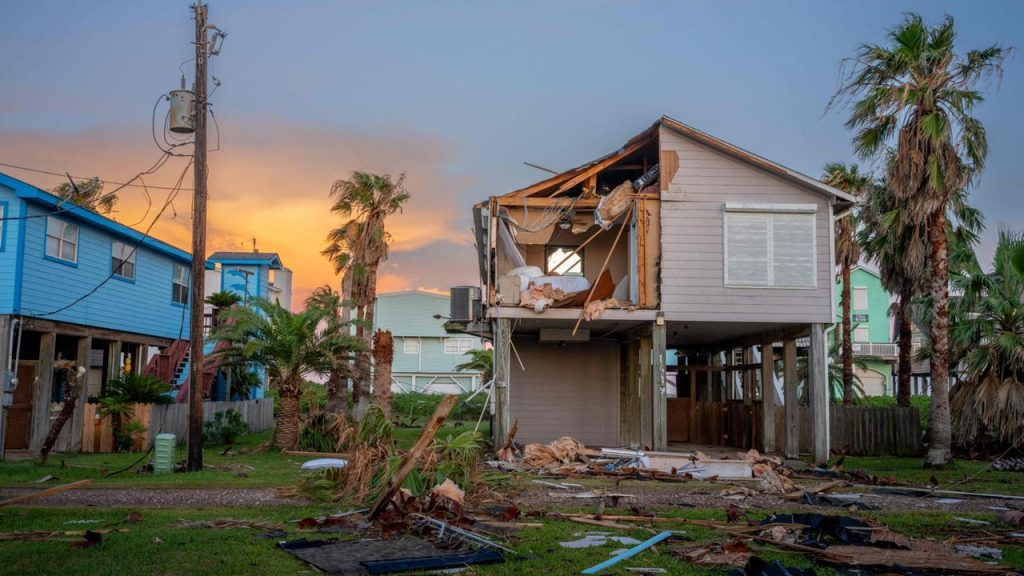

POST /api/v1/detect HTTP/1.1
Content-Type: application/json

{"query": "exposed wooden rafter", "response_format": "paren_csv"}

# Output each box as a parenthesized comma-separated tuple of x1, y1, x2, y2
(551, 137, 651, 197)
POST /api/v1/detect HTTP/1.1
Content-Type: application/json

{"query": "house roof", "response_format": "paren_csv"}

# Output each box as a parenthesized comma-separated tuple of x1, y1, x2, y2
(0, 172, 191, 263)
(497, 116, 857, 204)
(207, 251, 283, 269)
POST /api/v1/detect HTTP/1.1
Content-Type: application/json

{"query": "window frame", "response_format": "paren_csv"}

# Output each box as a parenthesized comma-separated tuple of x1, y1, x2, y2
(45, 216, 79, 265)
(723, 203, 817, 289)
(0, 201, 7, 252)
(403, 337, 421, 355)
(443, 337, 474, 355)
(111, 240, 137, 281)
(853, 325, 870, 343)
(852, 286, 869, 310)
(544, 245, 584, 276)
(172, 263, 189, 305)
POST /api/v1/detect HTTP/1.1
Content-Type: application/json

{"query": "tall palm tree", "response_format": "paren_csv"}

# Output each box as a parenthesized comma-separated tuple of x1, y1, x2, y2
(948, 231, 1024, 450)
(205, 291, 242, 329)
(322, 172, 410, 421)
(822, 163, 870, 405)
(214, 298, 363, 450)
(52, 177, 117, 214)
(833, 13, 1009, 466)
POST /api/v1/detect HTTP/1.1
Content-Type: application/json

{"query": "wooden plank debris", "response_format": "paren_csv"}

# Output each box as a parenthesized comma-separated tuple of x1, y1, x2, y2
(368, 394, 458, 520)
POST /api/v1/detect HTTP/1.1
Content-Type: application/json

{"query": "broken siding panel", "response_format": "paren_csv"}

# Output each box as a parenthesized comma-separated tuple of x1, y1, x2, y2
(509, 338, 619, 447)
(658, 125, 833, 324)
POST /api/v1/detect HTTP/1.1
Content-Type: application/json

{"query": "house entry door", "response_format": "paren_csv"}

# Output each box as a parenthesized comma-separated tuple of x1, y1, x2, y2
(4, 365, 37, 450)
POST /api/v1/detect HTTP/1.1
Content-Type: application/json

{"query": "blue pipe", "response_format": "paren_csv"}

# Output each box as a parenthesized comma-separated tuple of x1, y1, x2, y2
(580, 531, 672, 574)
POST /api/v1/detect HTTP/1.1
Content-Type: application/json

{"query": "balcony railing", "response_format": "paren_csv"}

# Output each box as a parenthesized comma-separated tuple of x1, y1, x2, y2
(852, 342, 898, 357)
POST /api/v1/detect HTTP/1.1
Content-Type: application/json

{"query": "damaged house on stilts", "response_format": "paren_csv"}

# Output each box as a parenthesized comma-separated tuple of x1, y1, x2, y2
(449, 117, 855, 463)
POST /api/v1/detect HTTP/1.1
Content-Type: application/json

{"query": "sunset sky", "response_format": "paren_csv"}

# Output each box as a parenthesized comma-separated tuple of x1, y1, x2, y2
(2, 1, 1022, 306)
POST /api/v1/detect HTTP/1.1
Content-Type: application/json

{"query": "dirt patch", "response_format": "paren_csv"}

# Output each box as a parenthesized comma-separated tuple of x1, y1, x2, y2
(0, 487, 308, 507)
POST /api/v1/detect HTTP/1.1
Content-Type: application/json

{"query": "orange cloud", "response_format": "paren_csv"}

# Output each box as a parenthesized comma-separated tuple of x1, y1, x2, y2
(0, 120, 480, 306)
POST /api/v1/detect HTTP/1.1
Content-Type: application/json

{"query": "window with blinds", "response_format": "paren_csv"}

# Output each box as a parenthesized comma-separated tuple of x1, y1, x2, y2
(724, 205, 817, 288)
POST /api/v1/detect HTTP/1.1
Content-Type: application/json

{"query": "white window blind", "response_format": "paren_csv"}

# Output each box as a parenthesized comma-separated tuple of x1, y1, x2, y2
(853, 287, 869, 310)
(724, 207, 816, 288)
(443, 337, 473, 355)
(853, 326, 870, 343)
(403, 338, 421, 354)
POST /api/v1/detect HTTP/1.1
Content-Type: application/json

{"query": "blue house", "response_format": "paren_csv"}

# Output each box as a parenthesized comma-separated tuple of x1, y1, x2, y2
(374, 291, 484, 394)
(0, 172, 193, 455)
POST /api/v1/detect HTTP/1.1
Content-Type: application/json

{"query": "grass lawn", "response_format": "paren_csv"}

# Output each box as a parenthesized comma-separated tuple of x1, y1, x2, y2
(0, 421, 488, 491)
(841, 455, 1023, 495)
(1, 504, 1020, 575)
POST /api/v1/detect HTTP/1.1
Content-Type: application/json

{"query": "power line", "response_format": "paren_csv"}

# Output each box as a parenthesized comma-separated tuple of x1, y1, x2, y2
(0, 157, 194, 192)
(25, 158, 193, 318)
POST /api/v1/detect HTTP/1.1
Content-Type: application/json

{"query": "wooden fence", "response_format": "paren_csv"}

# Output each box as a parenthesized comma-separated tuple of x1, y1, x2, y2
(78, 399, 274, 453)
(667, 399, 922, 456)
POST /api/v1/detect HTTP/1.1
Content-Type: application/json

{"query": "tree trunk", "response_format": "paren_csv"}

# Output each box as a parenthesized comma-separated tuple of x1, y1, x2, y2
(351, 264, 379, 421)
(925, 210, 953, 467)
(373, 330, 394, 420)
(325, 370, 345, 414)
(841, 263, 854, 405)
(40, 365, 81, 464)
(273, 392, 302, 451)
(897, 291, 913, 407)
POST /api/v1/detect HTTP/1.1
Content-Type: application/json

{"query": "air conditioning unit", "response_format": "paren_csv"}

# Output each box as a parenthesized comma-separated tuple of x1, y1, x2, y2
(450, 286, 481, 323)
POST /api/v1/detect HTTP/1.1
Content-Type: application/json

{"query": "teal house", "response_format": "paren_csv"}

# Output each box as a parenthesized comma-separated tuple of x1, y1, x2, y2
(834, 265, 896, 396)
(374, 291, 484, 394)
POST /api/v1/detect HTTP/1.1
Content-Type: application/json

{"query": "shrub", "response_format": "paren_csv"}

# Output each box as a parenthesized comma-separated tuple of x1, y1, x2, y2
(204, 409, 250, 445)
(393, 391, 489, 425)
(854, 394, 932, 431)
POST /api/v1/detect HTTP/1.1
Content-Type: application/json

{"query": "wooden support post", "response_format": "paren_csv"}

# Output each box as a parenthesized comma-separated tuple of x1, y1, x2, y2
(783, 339, 799, 459)
(69, 336, 92, 452)
(809, 323, 830, 465)
(651, 314, 667, 451)
(493, 318, 511, 448)
(30, 332, 56, 454)
(638, 335, 653, 449)
(688, 365, 698, 442)
(107, 341, 123, 382)
(742, 347, 753, 406)
(761, 342, 776, 454)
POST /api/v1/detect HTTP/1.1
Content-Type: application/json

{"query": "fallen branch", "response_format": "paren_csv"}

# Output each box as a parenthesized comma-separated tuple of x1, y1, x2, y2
(368, 394, 457, 520)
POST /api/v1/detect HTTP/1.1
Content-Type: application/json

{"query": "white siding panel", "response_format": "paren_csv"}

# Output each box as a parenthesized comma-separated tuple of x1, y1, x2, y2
(659, 124, 833, 323)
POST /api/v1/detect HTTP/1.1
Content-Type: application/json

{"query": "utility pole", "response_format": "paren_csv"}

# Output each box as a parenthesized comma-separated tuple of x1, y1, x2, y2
(187, 1, 209, 472)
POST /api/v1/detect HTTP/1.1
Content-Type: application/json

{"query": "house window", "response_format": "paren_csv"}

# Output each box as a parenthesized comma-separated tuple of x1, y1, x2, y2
(853, 287, 868, 310)
(172, 263, 189, 304)
(545, 246, 583, 276)
(724, 205, 816, 288)
(45, 217, 78, 263)
(443, 337, 473, 355)
(403, 338, 421, 354)
(111, 241, 136, 280)
(854, 326, 870, 343)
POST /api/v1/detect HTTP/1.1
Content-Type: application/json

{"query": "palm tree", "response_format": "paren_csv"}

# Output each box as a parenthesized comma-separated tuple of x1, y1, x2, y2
(833, 13, 1009, 466)
(305, 285, 354, 414)
(205, 291, 242, 329)
(789, 334, 867, 404)
(948, 231, 1024, 450)
(455, 349, 493, 384)
(322, 172, 410, 421)
(214, 298, 363, 450)
(822, 163, 870, 405)
(52, 177, 117, 214)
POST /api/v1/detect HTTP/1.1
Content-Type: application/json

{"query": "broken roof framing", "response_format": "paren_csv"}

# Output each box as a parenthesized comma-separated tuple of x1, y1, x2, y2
(467, 116, 855, 464)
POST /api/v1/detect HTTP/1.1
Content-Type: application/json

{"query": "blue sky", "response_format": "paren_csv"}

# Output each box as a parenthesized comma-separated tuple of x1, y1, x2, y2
(1, 1, 1021, 298)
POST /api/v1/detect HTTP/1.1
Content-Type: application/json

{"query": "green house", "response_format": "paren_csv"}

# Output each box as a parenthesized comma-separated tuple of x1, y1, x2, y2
(834, 266, 896, 396)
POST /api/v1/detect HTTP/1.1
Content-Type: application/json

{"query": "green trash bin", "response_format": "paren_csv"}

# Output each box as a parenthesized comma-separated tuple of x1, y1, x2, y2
(154, 433, 176, 474)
